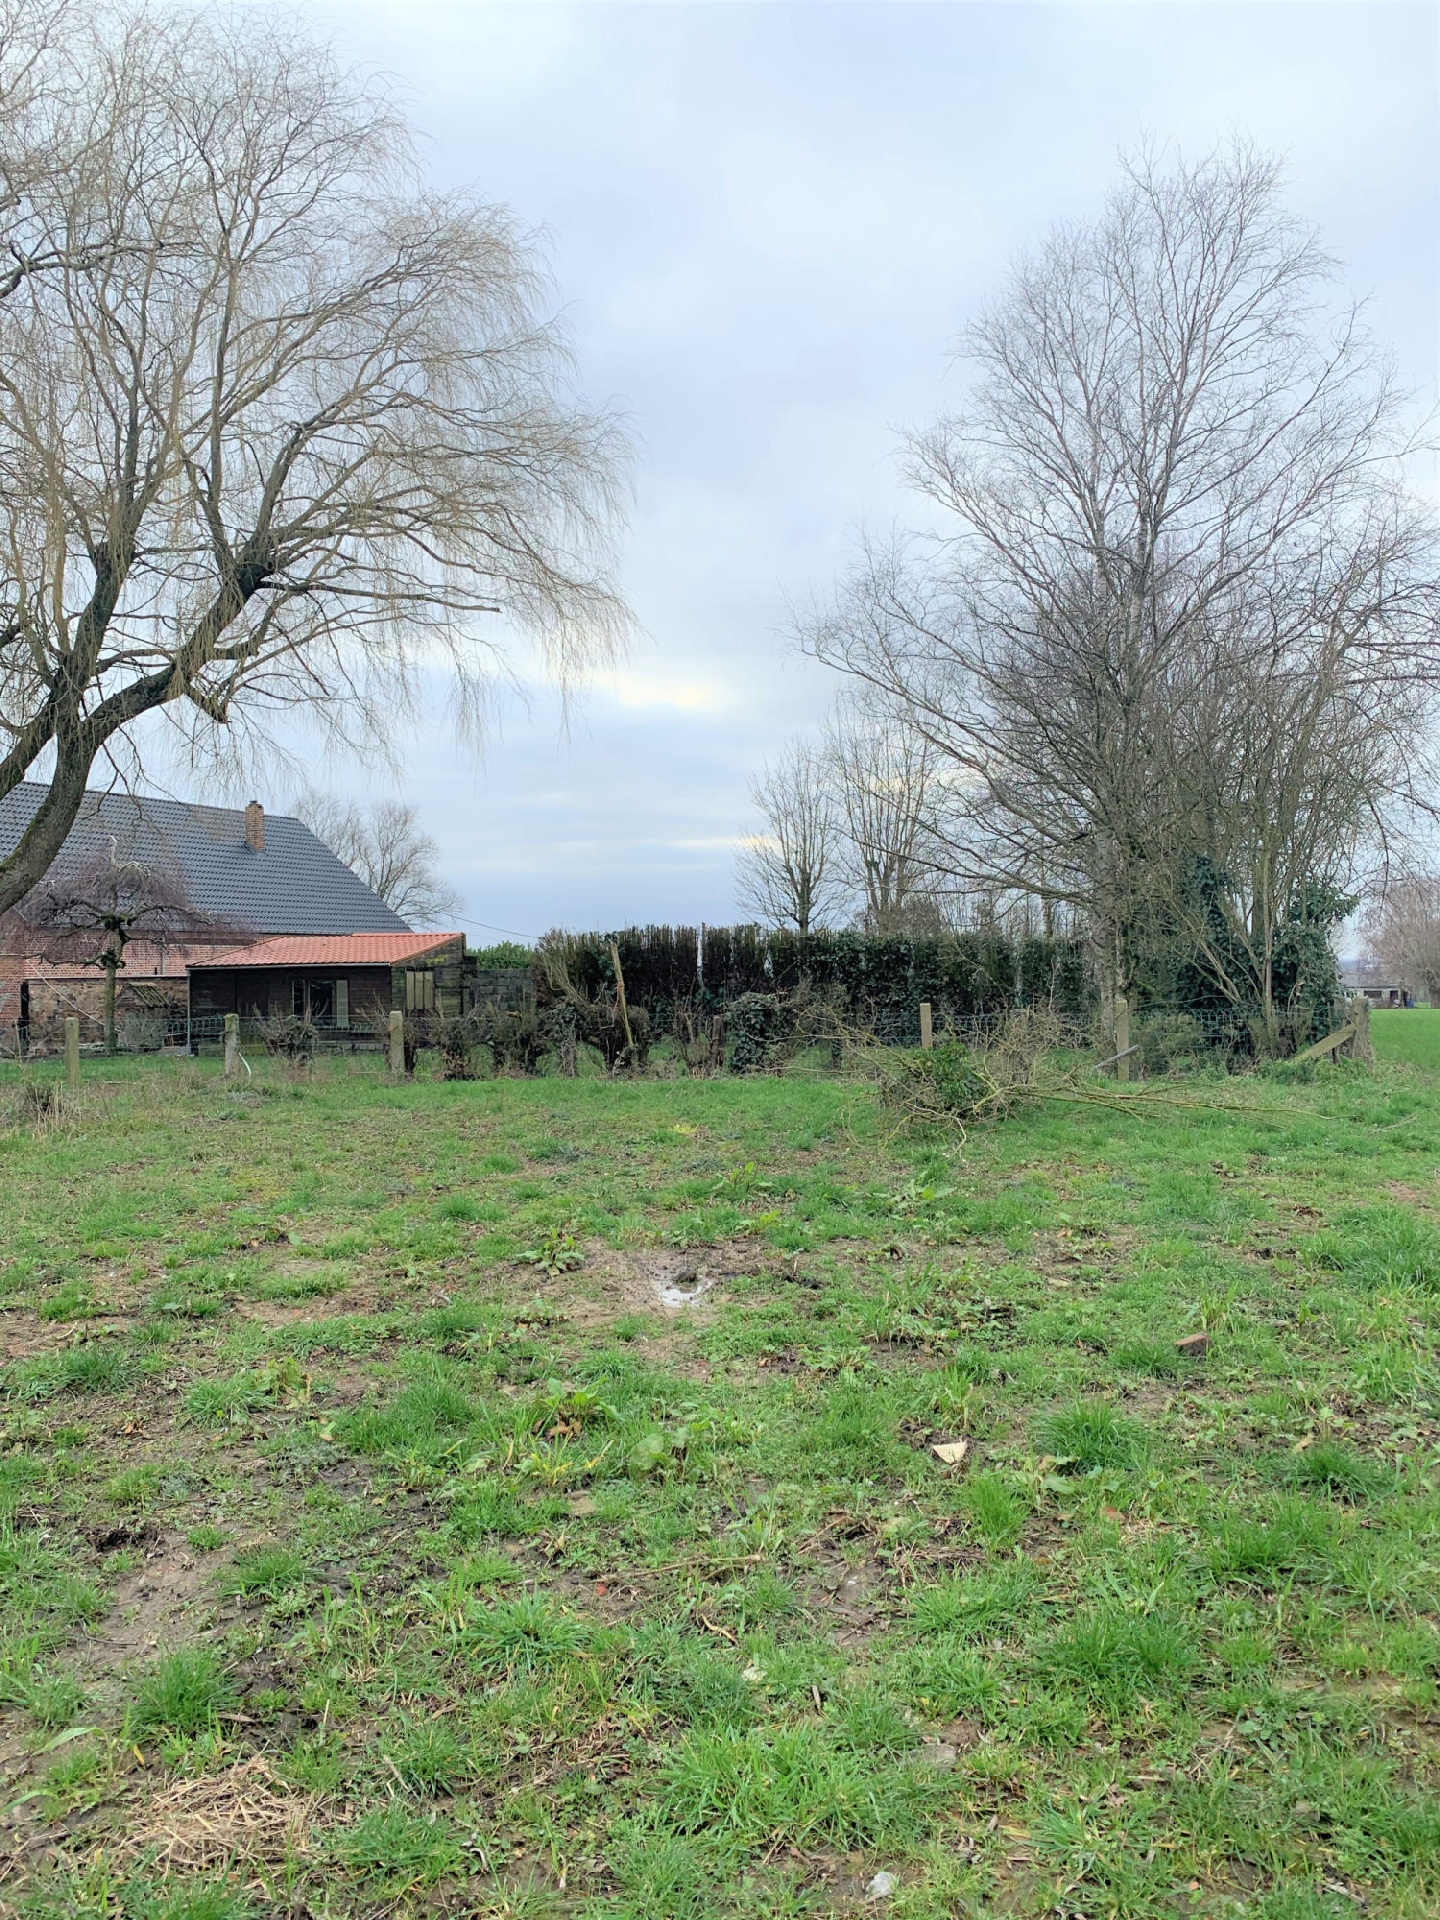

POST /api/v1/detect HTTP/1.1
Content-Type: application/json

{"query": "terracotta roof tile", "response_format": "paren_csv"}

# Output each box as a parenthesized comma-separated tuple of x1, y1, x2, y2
(190, 933, 461, 969)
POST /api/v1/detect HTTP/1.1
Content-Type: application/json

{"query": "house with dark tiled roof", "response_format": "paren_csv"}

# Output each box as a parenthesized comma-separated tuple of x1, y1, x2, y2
(1339, 961, 1407, 1008)
(0, 784, 409, 1051)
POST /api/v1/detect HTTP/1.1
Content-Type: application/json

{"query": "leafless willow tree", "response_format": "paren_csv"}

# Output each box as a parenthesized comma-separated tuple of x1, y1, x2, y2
(0, 3, 629, 917)
(1364, 876, 1440, 1004)
(806, 144, 1438, 1043)
(734, 740, 845, 933)
(293, 790, 461, 928)
(823, 690, 951, 932)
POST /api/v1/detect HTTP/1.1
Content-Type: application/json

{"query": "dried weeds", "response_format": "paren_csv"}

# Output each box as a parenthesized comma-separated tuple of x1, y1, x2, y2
(125, 1756, 317, 1870)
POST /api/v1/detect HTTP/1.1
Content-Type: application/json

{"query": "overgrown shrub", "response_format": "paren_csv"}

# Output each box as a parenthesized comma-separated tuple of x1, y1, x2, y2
(534, 938, 650, 1072)
(670, 998, 719, 1075)
(427, 1012, 482, 1080)
(1135, 1014, 1207, 1076)
(725, 980, 847, 1072)
(469, 1001, 554, 1076)
(578, 998, 649, 1072)
(728, 993, 785, 1073)
(255, 1012, 316, 1060)
(1164, 863, 1350, 1057)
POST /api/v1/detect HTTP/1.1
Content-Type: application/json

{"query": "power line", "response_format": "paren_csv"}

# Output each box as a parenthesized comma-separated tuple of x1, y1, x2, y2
(451, 913, 537, 942)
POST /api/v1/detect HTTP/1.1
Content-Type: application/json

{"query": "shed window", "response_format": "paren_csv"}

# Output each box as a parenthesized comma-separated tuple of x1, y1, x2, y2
(405, 969, 435, 1012)
(291, 979, 336, 1023)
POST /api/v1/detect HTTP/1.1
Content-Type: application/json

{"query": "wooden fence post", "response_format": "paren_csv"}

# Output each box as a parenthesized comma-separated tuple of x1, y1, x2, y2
(388, 1009, 406, 1076)
(64, 1016, 80, 1091)
(1115, 994, 1131, 1082)
(223, 1013, 240, 1079)
(919, 1001, 934, 1051)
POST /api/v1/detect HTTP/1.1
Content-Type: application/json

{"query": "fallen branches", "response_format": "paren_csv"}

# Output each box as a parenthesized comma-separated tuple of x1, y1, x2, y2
(855, 1007, 1363, 1142)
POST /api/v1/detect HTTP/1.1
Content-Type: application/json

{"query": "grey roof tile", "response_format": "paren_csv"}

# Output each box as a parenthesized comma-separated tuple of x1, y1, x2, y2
(0, 783, 410, 935)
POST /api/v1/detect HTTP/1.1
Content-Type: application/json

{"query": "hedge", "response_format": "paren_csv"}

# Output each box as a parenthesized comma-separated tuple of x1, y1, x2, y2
(533, 925, 1092, 1045)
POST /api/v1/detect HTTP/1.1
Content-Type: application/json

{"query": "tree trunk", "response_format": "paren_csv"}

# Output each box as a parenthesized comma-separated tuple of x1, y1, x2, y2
(0, 756, 95, 917)
(102, 957, 118, 1053)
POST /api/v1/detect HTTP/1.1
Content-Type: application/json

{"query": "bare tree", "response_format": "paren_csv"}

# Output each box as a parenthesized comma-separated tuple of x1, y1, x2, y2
(293, 790, 460, 928)
(0, 4, 629, 918)
(1364, 876, 1440, 1004)
(1165, 606, 1425, 1033)
(735, 740, 845, 933)
(807, 145, 1437, 1042)
(0, 0, 86, 303)
(6, 846, 223, 1051)
(823, 690, 950, 932)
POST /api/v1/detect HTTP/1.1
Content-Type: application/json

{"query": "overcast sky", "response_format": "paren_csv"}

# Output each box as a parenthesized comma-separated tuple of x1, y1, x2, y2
(239, 1, 1439, 940)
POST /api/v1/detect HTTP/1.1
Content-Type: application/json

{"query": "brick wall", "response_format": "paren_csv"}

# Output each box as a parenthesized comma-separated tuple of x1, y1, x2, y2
(465, 965, 532, 1014)
(17, 975, 187, 1053)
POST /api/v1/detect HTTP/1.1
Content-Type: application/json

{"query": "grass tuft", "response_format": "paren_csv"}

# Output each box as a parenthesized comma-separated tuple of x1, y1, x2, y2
(1033, 1398, 1147, 1472)
(1040, 1606, 1197, 1709)
(127, 1649, 236, 1737)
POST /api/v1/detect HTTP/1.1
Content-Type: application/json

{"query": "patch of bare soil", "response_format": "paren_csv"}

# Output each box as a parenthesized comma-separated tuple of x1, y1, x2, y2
(234, 1294, 352, 1328)
(925, 1717, 983, 1757)
(0, 1316, 76, 1363)
(535, 1237, 779, 1329)
(1118, 1380, 1178, 1418)
(1384, 1180, 1440, 1210)
(542, 1560, 657, 1626)
(1029, 1224, 1134, 1288)
(1244, 1236, 1300, 1264)
(75, 1528, 212, 1677)
(799, 1556, 897, 1648)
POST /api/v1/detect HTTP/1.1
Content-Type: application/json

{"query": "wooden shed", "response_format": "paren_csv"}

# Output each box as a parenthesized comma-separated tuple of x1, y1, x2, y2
(187, 933, 465, 1047)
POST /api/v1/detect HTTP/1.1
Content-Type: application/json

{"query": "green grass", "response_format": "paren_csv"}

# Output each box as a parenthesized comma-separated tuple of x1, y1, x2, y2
(126, 1648, 236, 1737)
(1371, 1006, 1440, 1068)
(0, 1048, 1438, 1917)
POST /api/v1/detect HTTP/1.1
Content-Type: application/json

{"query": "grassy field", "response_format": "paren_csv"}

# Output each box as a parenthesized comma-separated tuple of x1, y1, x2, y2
(1370, 1010, 1440, 1072)
(0, 1046, 1437, 1920)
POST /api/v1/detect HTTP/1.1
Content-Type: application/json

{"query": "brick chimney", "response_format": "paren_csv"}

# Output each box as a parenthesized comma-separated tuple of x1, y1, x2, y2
(244, 800, 265, 852)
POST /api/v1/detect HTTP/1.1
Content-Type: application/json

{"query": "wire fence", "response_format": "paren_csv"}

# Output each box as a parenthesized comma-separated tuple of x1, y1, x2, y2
(169, 1014, 384, 1052)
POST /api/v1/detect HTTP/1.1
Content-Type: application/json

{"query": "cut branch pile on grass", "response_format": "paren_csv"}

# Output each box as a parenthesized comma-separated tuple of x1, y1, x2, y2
(856, 1008, 1351, 1140)
(857, 1010, 1066, 1139)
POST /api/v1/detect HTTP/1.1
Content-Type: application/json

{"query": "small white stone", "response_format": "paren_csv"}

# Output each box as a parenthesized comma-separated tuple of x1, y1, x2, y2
(866, 1871, 898, 1900)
